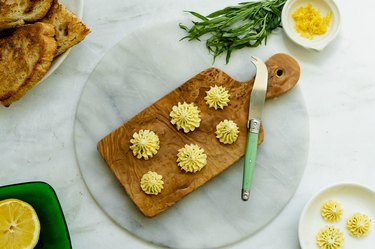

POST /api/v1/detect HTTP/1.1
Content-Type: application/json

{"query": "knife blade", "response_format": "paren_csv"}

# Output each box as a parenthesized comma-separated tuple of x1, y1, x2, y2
(241, 56, 268, 201)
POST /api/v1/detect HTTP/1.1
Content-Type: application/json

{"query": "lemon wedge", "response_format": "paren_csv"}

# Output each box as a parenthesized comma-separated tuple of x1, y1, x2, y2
(0, 198, 41, 249)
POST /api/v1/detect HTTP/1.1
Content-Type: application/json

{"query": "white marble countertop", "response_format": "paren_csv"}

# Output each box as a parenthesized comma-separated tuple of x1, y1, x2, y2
(1, 0, 375, 248)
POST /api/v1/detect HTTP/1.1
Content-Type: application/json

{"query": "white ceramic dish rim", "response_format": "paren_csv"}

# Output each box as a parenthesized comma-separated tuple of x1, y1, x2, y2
(281, 0, 341, 51)
(298, 182, 375, 247)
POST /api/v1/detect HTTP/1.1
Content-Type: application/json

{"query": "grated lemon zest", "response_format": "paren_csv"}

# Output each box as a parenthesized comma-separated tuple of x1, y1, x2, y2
(292, 3, 332, 40)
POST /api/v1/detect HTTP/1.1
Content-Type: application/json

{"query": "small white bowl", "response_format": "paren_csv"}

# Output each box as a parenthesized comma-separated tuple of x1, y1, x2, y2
(299, 183, 375, 248)
(282, 0, 341, 51)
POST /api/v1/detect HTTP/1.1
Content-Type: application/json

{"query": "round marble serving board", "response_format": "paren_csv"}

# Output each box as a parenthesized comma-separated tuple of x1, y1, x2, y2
(74, 20, 309, 249)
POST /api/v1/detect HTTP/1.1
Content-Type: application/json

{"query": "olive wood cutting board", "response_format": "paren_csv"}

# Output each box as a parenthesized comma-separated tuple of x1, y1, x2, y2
(97, 53, 300, 217)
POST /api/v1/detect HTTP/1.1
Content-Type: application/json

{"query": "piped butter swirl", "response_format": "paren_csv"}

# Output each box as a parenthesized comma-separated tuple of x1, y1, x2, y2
(346, 213, 371, 237)
(320, 200, 343, 222)
(129, 129, 160, 160)
(140, 171, 164, 195)
(177, 144, 207, 173)
(316, 226, 344, 249)
(215, 120, 239, 144)
(170, 102, 201, 133)
(204, 85, 230, 110)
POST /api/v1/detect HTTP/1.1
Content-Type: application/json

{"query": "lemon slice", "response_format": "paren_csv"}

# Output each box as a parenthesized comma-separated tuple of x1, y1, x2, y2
(0, 198, 41, 249)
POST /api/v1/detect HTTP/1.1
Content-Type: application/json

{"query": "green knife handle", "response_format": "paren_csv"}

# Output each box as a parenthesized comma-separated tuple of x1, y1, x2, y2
(242, 119, 260, 201)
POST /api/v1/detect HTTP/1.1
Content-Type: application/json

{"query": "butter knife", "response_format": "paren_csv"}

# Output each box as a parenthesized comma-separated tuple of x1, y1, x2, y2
(242, 56, 268, 201)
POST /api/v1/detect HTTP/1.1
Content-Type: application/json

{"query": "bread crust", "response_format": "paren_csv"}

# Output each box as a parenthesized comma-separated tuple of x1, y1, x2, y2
(0, 22, 56, 106)
(42, 0, 90, 56)
(0, 0, 54, 30)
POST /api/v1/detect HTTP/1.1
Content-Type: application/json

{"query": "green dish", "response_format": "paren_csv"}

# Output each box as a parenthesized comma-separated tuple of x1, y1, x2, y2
(0, 181, 72, 249)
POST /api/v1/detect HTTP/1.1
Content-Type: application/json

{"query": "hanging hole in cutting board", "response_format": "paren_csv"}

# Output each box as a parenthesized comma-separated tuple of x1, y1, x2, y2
(276, 68, 284, 78)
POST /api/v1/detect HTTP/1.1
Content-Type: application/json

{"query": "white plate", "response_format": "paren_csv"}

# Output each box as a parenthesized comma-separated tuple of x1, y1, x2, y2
(299, 183, 375, 248)
(282, 0, 341, 51)
(41, 0, 84, 81)
(74, 20, 309, 249)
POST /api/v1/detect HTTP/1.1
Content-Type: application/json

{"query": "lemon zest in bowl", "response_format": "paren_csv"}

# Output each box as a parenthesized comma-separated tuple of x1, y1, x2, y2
(292, 3, 332, 40)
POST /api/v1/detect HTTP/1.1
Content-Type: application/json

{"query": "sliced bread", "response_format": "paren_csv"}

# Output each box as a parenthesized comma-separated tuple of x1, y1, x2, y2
(0, 0, 54, 30)
(0, 22, 57, 106)
(42, 0, 90, 56)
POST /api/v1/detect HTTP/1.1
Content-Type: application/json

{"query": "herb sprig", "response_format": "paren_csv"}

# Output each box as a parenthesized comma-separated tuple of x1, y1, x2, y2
(179, 0, 286, 63)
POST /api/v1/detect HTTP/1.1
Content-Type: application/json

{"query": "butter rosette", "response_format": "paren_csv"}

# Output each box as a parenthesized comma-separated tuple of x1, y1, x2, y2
(346, 213, 371, 237)
(320, 200, 343, 222)
(204, 85, 230, 110)
(170, 102, 201, 133)
(129, 129, 160, 160)
(215, 119, 239, 144)
(316, 226, 344, 249)
(140, 171, 164, 195)
(177, 144, 207, 173)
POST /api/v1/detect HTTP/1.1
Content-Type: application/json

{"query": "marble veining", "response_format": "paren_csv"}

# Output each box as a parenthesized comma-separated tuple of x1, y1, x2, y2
(1, 0, 375, 248)
(74, 20, 309, 249)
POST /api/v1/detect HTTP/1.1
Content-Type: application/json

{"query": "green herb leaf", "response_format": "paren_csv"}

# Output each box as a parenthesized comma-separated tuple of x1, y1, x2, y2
(180, 0, 287, 63)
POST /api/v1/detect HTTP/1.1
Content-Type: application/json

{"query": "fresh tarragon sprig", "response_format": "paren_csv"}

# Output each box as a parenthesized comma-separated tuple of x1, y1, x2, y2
(179, 0, 286, 63)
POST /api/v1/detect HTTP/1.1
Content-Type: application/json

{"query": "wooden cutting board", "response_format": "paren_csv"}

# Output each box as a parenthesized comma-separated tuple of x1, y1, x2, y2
(97, 53, 300, 217)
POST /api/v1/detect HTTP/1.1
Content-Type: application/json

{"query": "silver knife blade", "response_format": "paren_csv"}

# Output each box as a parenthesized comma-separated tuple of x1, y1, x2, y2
(248, 56, 268, 126)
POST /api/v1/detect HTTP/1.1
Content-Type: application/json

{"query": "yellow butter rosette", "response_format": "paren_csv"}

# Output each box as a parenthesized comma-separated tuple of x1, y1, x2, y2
(215, 119, 239, 144)
(129, 129, 160, 160)
(177, 144, 207, 173)
(140, 171, 164, 195)
(320, 200, 343, 222)
(170, 102, 201, 133)
(346, 213, 371, 237)
(316, 226, 344, 249)
(204, 85, 230, 110)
